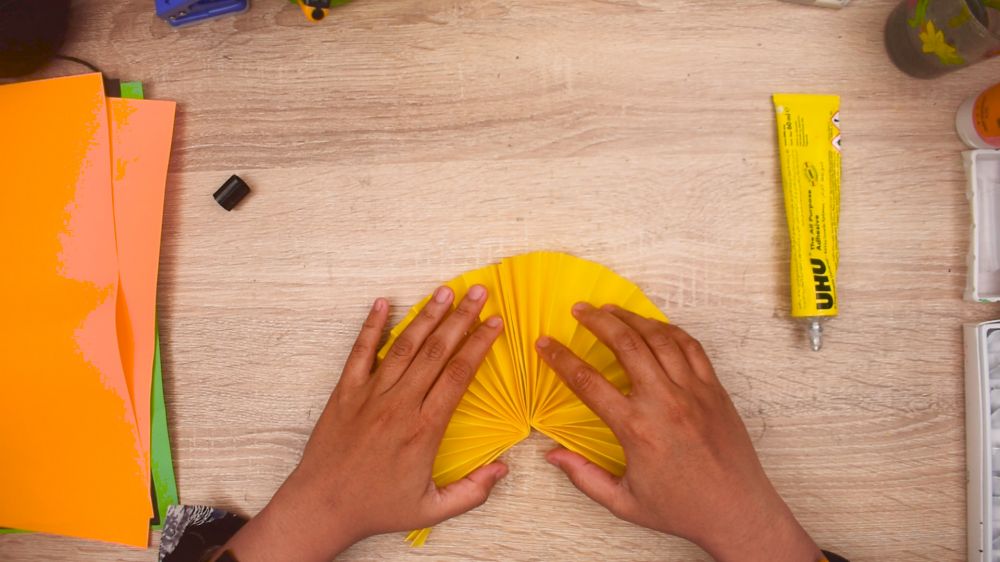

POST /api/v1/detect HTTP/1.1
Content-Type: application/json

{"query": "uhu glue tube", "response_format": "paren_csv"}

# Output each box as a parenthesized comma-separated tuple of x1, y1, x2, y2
(772, 94, 841, 351)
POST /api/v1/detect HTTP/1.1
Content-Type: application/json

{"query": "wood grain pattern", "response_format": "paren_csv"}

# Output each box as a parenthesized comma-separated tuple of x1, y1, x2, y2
(2, 0, 999, 559)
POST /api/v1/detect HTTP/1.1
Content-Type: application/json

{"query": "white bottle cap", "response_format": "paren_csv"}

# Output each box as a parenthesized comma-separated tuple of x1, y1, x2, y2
(957, 93, 997, 149)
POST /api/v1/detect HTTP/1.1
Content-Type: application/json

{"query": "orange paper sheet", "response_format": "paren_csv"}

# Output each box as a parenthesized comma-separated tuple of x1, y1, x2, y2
(0, 74, 152, 546)
(109, 97, 176, 476)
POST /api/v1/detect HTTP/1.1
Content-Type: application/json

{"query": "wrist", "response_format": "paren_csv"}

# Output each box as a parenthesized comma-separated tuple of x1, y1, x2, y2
(696, 497, 820, 562)
(223, 475, 364, 561)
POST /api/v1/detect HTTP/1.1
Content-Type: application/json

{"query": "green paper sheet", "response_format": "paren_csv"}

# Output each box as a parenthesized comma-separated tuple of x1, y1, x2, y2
(120, 81, 144, 100)
(150, 328, 178, 530)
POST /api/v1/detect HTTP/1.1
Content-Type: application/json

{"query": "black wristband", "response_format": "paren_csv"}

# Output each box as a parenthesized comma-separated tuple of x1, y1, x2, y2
(822, 550, 850, 562)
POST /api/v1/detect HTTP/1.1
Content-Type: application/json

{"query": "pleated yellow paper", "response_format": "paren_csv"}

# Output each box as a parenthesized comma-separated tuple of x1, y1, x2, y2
(379, 252, 667, 546)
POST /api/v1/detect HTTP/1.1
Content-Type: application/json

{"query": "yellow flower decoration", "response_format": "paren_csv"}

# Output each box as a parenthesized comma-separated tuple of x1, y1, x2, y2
(919, 20, 966, 65)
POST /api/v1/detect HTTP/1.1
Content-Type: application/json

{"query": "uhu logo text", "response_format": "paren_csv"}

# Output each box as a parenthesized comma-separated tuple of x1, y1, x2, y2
(810, 258, 834, 310)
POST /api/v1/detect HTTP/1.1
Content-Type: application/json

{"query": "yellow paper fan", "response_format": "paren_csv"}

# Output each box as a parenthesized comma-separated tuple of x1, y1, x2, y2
(377, 251, 667, 546)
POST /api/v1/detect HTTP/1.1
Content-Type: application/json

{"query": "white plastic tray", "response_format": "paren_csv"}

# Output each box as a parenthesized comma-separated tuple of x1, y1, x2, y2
(966, 150, 1000, 302)
(966, 320, 1000, 561)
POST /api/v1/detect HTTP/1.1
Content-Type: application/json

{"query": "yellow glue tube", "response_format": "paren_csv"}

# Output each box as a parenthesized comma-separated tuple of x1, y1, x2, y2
(772, 93, 841, 351)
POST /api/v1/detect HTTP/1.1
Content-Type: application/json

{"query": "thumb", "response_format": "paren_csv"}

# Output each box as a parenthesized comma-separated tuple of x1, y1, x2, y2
(546, 448, 631, 516)
(425, 462, 508, 521)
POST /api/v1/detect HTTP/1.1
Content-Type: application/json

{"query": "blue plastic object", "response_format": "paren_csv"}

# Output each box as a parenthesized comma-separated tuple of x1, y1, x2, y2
(155, 0, 249, 27)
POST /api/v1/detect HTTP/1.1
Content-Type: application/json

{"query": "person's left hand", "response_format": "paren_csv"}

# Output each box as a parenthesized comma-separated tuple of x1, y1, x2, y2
(218, 285, 507, 561)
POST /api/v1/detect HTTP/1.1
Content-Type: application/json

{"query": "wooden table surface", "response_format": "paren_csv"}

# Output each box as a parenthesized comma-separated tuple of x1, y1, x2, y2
(3, 0, 999, 560)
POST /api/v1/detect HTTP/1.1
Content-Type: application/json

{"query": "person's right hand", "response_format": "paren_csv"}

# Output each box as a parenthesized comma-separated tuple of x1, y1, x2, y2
(535, 303, 822, 562)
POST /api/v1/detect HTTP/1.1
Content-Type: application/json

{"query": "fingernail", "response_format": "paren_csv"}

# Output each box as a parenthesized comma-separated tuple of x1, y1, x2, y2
(572, 302, 589, 316)
(545, 455, 560, 468)
(434, 286, 452, 303)
(373, 298, 386, 312)
(601, 304, 617, 312)
(536, 336, 551, 349)
(494, 464, 509, 480)
(468, 285, 486, 301)
(486, 316, 502, 328)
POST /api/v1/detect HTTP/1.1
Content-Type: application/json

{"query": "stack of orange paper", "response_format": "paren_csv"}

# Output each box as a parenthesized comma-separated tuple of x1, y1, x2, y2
(0, 73, 176, 547)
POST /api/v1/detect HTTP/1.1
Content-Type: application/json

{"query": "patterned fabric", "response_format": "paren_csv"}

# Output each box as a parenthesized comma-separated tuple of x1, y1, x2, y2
(159, 504, 247, 562)
(156, 503, 851, 562)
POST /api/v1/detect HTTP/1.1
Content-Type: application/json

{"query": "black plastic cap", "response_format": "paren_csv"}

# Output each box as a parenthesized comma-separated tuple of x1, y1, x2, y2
(213, 175, 250, 211)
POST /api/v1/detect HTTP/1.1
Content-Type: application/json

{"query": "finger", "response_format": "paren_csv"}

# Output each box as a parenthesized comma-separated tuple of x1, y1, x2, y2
(602, 305, 696, 388)
(421, 315, 503, 428)
(571, 302, 672, 392)
(374, 286, 454, 393)
(424, 462, 508, 522)
(535, 336, 630, 430)
(401, 285, 489, 398)
(545, 448, 633, 519)
(605, 306, 718, 387)
(338, 298, 389, 388)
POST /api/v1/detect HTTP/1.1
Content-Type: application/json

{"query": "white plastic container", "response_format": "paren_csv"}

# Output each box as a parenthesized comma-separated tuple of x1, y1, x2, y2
(965, 150, 1000, 302)
(964, 320, 1000, 561)
(958, 83, 1000, 150)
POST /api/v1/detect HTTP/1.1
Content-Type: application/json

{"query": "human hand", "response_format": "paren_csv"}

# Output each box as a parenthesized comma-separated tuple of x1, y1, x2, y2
(536, 303, 821, 562)
(219, 286, 507, 562)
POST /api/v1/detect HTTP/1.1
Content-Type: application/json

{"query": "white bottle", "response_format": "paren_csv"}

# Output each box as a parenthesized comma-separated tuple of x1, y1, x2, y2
(957, 82, 1000, 149)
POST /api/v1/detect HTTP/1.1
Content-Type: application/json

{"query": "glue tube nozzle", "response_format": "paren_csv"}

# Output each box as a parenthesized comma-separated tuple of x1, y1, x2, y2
(806, 318, 823, 352)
